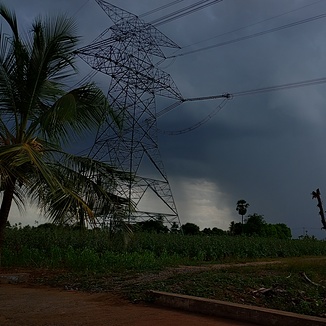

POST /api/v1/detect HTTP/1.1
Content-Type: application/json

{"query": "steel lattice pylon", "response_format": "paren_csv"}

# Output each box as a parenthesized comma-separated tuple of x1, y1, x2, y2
(77, 0, 183, 228)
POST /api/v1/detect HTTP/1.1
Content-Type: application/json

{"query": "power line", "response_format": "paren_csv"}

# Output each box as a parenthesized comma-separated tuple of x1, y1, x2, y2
(163, 76, 326, 113)
(149, 0, 211, 25)
(156, 93, 231, 118)
(177, 0, 323, 53)
(232, 76, 326, 97)
(158, 98, 229, 135)
(72, 0, 90, 17)
(168, 10, 326, 58)
(150, 0, 223, 27)
(139, 0, 185, 18)
(158, 76, 326, 119)
(157, 76, 326, 135)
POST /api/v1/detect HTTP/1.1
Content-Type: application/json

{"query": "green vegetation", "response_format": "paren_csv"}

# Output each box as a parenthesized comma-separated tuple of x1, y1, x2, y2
(3, 225, 326, 272)
(137, 258, 326, 318)
(236, 199, 250, 228)
(3, 226, 326, 317)
(181, 222, 201, 235)
(0, 4, 325, 319)
(229, 213, 292, 239)
(0, 4, 128, 253)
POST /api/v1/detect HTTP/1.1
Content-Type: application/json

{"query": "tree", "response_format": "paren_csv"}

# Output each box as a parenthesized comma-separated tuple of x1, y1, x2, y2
(229, 214, 292, 239)
(181, 222, 200, 235)
(0, 5, 127, 250)
(236, 199, 249, 231)
(311, 188, 326, 230)
(202, 227, 213, 235)
(170, 222, 180, 234)
(244, 213, 266, 236)
(136, 216, 169, 234)
(229, 221, 242, 236)
(202, 227, 225, 236)
(273, 223, 292, 240)
(211, 227, 225, 235)
(262, 223, 277, 238)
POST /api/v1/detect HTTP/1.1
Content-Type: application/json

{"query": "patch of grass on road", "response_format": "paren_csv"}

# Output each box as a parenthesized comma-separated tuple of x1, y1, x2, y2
(119, 257, 326, 317)
(23, 257, 326, 317)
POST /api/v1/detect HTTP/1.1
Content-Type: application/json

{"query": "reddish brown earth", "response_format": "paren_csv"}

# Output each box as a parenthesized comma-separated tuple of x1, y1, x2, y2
(0, 283, 255, 326)
(1, 262, 284, 325)
(2, 258, 325, 325)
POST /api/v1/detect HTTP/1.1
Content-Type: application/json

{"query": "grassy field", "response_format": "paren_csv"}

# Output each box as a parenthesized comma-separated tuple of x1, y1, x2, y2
(2, 226, 326, 317)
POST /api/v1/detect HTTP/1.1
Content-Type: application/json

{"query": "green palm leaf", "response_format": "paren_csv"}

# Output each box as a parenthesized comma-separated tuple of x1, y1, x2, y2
(0, 4, 131, 246)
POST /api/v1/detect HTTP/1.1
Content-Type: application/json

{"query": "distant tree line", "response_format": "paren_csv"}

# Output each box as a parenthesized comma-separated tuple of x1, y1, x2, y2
(9, 213, 291, 240)
(129, 213, 292, 239)
(229, 213, 292, 239)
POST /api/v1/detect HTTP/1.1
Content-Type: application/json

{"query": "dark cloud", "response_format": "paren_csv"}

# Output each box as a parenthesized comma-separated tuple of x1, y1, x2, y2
(4, 0, 326, 238)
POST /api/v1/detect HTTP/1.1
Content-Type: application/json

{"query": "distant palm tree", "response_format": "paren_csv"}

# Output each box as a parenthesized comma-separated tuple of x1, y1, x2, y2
(0, 5, 128, 249)
(236, 199, 250, 229)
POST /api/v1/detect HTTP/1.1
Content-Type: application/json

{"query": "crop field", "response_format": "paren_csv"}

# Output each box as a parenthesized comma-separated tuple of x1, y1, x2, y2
(3, 226, 326, 271)
(2, 226, 326, 317)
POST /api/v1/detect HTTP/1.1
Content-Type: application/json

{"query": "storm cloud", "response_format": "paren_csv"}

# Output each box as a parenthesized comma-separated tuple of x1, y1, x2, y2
(4, 0, 326, 238)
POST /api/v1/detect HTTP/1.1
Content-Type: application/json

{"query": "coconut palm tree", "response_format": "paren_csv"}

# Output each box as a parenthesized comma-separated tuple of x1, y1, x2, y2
(0, 4, 128, 248)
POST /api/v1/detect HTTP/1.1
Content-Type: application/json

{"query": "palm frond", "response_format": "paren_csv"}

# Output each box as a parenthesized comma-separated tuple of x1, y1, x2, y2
(26, 14, 78, 94)
(0, 4, 132, 233)
(28, 154, 131, 226)
(0, 142, 59, 190)
(0, 4, 18, 40)
(28, 84, 109, 143)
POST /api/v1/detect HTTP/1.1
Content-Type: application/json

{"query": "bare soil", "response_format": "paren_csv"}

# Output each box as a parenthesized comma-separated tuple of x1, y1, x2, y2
(0, 282, 254, 326)
(0, 261, 284, 325)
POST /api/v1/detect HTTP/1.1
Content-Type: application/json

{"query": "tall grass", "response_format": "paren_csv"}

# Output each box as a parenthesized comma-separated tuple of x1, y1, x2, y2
(3, 226, 326, 272)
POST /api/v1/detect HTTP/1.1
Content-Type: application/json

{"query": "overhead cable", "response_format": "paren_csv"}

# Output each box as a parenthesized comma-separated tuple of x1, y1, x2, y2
(139, 0, 185, 18)
(168, 11, 326, 58)
(150, 0, 211, 24)
(158, 99, 229, 135)
(150, 0, 223, 26)
(157, 76, 326, 135)
(232, 76, 326, 97)
(72, 0, 90, 17)
(156, 93, 231, 118)
(178, 0, 323, 52)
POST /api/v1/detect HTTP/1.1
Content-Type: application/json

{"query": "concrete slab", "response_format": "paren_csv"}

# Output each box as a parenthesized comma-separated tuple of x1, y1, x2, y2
(149, 290, 326, 326)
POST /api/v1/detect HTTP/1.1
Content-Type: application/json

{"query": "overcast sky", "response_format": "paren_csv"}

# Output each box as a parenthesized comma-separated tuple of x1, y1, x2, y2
(4, 0, 326, 238)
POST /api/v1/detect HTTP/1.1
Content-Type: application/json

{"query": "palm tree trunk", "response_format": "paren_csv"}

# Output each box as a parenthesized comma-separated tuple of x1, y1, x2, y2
(312, 189, 326, 229)
(0, 180, 16, 265)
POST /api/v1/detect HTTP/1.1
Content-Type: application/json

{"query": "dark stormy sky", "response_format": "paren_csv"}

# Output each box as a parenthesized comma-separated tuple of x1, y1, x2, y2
(4, 0, 326, 238)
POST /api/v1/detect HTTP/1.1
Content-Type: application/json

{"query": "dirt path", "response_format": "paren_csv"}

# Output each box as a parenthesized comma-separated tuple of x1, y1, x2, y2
(0, 283, 255, 326)
(119, 260, 282, 287)
(0, 261, 284, 325)
(2, 258, 325, 324)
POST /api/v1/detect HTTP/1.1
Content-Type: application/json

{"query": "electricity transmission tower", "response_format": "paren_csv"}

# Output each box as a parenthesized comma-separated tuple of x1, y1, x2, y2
(77, 0, 183, 228)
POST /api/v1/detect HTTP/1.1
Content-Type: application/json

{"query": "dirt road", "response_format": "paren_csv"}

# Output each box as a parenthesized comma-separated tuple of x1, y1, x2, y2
(0, 283, 255, 326)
